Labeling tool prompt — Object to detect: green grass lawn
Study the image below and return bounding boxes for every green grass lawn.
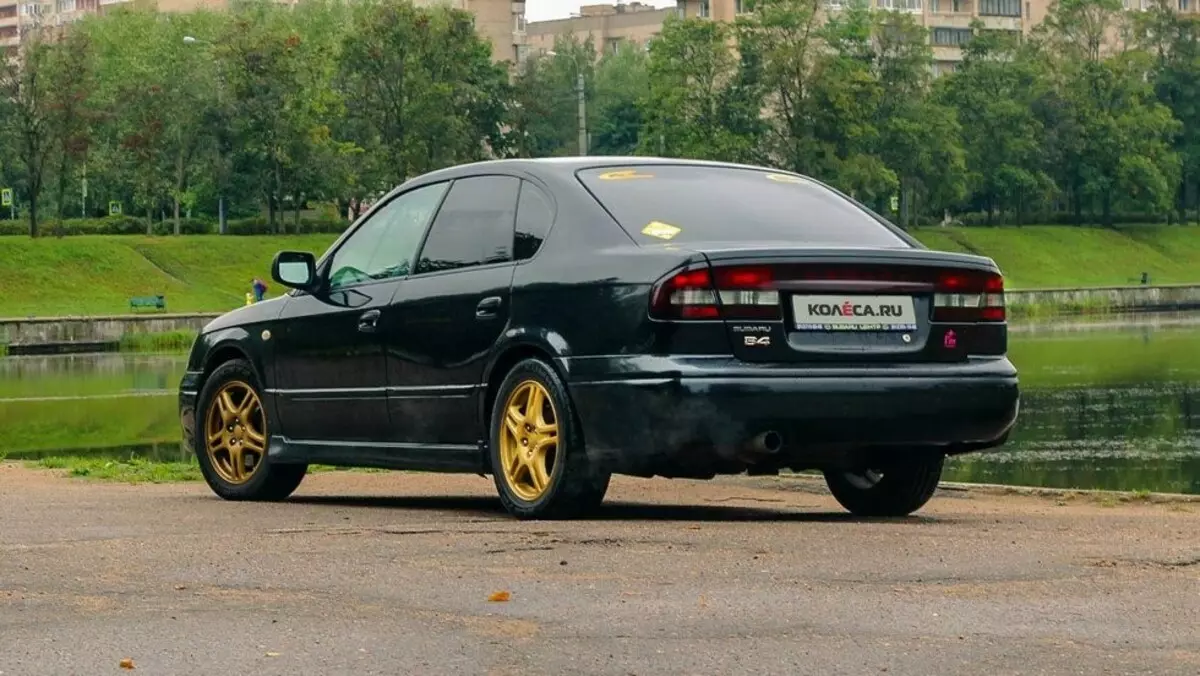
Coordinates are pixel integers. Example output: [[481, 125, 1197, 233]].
[[1, 226, 1199, 317], [0, 234, 337, 318], [911, 225, 1200, 289]]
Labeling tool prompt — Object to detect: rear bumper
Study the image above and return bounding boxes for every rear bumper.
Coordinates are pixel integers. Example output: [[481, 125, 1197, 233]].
[[565, 356, 1019, 474]]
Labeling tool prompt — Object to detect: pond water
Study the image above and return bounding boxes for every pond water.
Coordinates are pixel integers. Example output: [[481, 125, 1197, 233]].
[[1, 313, 1198, 495]]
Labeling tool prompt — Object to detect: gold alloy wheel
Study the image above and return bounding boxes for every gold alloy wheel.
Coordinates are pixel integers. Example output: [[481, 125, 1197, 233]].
[[204, 380, 267, 485], [499, 380, 560, 501]]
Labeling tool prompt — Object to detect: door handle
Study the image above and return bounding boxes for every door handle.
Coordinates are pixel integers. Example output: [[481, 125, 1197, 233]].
[[476, 296, 502, 319], [358, 309, 381, 333]]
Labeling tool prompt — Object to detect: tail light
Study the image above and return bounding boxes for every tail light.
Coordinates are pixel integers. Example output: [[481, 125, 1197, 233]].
[[649, 264, 781, 320], [650, 262, 1005, 323], [932, 270, 1005, 322]]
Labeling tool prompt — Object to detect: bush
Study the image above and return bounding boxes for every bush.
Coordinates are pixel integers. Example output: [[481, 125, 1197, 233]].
[[226, 216, 348, 235], [0, 215, 346, 236], [954, 211, 1176, 227]]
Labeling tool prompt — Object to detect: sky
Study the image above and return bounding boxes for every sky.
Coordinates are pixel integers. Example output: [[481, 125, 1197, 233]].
[[525, 0, 677, 23]]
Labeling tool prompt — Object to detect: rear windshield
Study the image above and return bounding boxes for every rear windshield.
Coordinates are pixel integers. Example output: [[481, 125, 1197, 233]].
[[576, 165, 909, 248]]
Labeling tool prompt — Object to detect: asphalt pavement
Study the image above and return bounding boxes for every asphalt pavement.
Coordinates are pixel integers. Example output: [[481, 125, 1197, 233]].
[[1, 464, 1197, 676]]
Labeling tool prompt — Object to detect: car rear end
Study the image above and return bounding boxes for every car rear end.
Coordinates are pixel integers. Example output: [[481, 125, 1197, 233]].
[[566, 162, 1019, 477]]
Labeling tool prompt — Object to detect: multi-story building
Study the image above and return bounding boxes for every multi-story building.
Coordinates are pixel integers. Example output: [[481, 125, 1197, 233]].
[[153, 0, 528, 65], [535, 0, 1054, 75], [0, 1, 19, 57], [3, 0, 526, 65], [524, 1, 674, 61]]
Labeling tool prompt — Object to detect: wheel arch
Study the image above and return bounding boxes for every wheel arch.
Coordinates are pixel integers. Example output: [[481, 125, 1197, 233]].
[[197, 328, 269, 394], [479, 335, 573, 468]]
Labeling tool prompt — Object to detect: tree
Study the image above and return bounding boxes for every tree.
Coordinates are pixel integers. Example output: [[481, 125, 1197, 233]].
[[0, 29, 57, 236], [640, 16, 764, 161], [591, 42, 650, 155], [1036, 0, 1181, 225], [1136, 1, 1200, 222], [507, 35, 595, 158], [938, 26, 1053, 224], [339, 0, 510, 189]]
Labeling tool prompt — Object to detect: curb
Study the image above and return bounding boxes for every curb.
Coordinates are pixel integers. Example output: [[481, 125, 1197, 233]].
[[755, 473, 1200, 504]]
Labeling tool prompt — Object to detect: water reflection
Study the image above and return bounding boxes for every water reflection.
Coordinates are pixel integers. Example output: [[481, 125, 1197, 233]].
[[1, 314, 1199, 495]]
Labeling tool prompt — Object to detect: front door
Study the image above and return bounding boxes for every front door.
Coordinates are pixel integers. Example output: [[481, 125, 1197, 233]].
[[271, 181, 450, 443], [383, 175, 521, 447]]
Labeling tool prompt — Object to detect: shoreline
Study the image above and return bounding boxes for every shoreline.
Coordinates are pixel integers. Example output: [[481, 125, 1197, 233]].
[[1, 283, 1199, 353]]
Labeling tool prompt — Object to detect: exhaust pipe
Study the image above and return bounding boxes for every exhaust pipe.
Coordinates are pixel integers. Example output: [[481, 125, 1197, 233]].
[[742, 430, 783, 457]]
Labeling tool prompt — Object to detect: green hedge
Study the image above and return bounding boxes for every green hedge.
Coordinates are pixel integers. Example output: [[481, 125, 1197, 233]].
[[953, 211, 1176, 227], [0, 215, 349, 237]]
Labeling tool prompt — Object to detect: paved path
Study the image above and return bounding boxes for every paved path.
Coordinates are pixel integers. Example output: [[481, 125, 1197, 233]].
[[1, 464, 1197, 675]]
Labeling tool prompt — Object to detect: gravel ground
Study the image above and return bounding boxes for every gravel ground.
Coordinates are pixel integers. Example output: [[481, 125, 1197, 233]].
[[1, 464, 1197, 676]]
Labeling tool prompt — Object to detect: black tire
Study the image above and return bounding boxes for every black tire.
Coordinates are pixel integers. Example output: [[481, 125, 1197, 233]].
[[823, 451, 945, 517], [489, 358, 610, 520], [194, 358, 307, 501]]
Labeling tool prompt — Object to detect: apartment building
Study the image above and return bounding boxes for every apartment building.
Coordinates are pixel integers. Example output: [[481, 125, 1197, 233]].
[[524, 1, 674, 60], [1, 0, 526, 64], [533, 0, 1054, 75]]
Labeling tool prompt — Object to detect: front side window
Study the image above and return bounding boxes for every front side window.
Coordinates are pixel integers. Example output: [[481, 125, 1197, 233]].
[[415, 176, 520, 275], [326, 182, 448, 290]]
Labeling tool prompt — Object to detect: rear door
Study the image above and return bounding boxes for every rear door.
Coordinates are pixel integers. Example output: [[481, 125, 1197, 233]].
[[382, 175, 521, 448]]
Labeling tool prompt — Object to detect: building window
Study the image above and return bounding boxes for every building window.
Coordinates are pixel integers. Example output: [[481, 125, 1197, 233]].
[[698, 0, 709, 16], [879, 0, 921, 10], [55, 0, 74, 12], [1180, 0, 1190, 10], [513, 12, 526, 33], [979, 0, 1020, 15], [931, 26, 972, 45]]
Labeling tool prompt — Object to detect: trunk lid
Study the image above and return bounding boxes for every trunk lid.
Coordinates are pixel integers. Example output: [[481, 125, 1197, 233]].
[[659, 243, 1005, 364]]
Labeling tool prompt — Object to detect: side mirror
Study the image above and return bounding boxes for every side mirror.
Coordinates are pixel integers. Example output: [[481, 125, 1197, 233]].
[[271, 251, 318, 293]]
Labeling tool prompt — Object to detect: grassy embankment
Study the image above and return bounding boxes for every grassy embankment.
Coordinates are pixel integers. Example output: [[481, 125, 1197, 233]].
[[0, 226, 1199, 317]]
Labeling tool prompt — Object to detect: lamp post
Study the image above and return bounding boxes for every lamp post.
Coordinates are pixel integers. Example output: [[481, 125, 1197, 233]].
[[183, 35, 228, 235], [544, 50, 587, 156]]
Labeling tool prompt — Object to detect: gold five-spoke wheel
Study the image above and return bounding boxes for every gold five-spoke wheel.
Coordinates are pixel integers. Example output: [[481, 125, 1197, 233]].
[[204, 380, 267, 485], [499, 380, 559, 501]]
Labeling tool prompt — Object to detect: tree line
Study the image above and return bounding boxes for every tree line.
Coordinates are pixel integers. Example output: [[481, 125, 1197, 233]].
[[0, 0, 1196, 237]]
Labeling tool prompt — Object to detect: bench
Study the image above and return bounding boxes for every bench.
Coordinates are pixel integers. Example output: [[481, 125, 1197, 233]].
[[129, 295, 166, 312]]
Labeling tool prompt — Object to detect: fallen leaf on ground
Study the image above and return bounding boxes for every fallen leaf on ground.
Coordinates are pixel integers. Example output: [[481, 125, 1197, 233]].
[[265, 652, 281, 657], [119, 658, 135, 670], [487, 590, 511, 602]]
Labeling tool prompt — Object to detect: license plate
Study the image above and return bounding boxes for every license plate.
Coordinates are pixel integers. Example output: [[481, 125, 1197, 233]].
[[792, 295, 918, 331]]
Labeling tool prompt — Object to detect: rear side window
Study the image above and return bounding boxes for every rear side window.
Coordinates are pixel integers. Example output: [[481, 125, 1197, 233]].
[[415, 175, 520, 274], [576, 165, 909, 248], [514, 181, 554, 261]]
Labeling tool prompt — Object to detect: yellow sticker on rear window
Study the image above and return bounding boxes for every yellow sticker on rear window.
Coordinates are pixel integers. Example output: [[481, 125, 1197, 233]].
[[597, 169, 654, 181], [765, 173, 805, 184], [642, 221, 681, 240]]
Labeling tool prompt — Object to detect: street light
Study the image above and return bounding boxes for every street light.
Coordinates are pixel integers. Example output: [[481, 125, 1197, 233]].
[[183, 35, 228, 235], [544, 50, 587, 156]]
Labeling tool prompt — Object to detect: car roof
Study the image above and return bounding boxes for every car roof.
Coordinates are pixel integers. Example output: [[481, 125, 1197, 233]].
[[410, 156, 792, 183]]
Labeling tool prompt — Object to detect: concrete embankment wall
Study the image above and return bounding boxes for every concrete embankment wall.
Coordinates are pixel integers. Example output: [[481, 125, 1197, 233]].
[[1, 284, 1199, 351], [0, 313, 219, 352], [1005, 284, 1200, 313]]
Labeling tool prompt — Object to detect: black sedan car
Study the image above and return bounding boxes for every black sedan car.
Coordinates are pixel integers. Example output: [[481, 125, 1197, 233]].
[[178, 157, 1019, 519]]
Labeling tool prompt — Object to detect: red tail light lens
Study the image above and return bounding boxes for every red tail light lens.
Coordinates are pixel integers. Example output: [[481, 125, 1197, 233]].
[[933, 271, 1005, 322], [650, 266, 720, 319], [650, 264, 781, 320]]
